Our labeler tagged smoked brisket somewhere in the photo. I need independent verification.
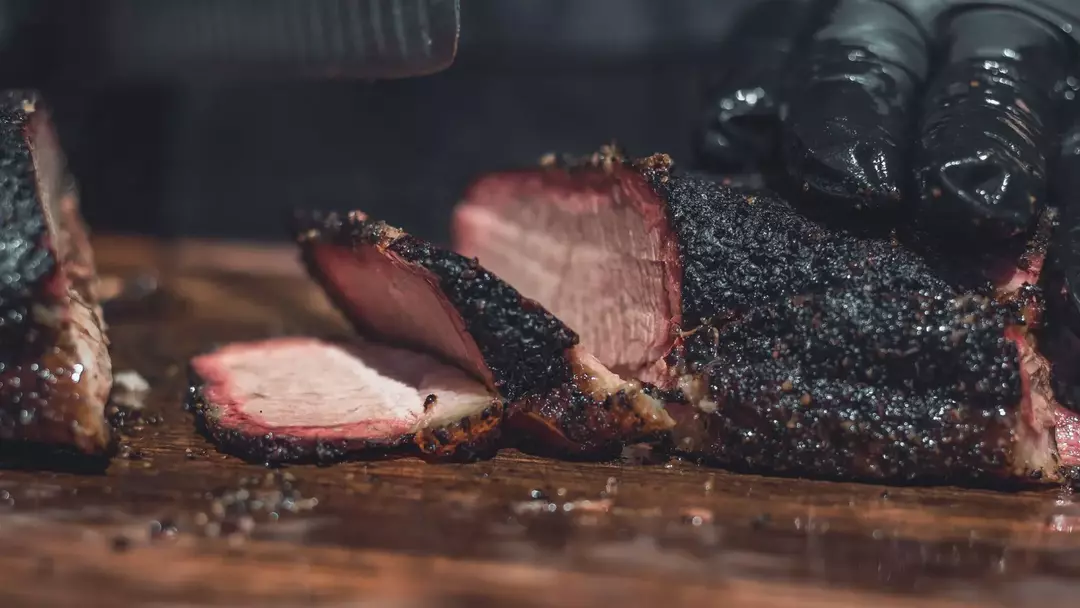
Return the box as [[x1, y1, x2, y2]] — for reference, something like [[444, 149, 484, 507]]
[[186, 210, 673, 465], [454, 150, 1073, 485], [296, 211, 673, 458], [0, 91, 112, 455]]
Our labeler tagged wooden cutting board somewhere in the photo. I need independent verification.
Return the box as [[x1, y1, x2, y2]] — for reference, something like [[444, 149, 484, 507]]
[[0, 236, 1076, 607]]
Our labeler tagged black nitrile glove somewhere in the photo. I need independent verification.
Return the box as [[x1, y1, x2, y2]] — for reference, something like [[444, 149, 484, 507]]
[[696, 0, 1080, 405], [697, 0, 1079, 239]]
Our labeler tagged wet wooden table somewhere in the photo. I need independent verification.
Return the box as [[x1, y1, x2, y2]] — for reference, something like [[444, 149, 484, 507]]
[[2, 236, 1079, 607]]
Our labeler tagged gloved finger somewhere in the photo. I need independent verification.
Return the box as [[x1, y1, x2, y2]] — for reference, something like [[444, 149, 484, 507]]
[[914, 6, 1072, 239], [694, 0, 818, 171], [780, 0, 931, 212]]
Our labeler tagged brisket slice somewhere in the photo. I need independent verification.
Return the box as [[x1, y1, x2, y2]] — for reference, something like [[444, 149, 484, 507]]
[[294, 211, 673, 458], [0, 91, 112, 455], [453, 149, 1073, 485], [188, 337, 503, 464], [453, 153, 682, 385]]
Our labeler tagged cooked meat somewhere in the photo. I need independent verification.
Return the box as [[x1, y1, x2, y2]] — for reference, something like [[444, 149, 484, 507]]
[[0, 91, 112, 455], [453, 149, 1074, 485], [454, 159, 681, 384], [188, 337, 502, 464], [295, 210, 673, 458]]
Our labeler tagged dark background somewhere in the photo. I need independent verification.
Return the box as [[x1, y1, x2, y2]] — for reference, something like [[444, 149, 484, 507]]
[[42, 1, 752, 244]]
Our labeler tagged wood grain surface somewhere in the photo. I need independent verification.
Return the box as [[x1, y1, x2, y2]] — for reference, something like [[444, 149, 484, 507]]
[[1, 236, 1077, 607]]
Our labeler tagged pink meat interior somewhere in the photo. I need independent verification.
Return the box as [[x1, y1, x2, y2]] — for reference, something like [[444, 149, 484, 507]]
[[191, 337, 493, 441], [453, 168, 681, 383], [312, 243, 494, 387]]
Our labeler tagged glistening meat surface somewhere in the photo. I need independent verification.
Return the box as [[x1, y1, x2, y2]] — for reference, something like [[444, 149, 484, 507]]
[[454, 150, 1075, 485], [0, 90, 112, 455]]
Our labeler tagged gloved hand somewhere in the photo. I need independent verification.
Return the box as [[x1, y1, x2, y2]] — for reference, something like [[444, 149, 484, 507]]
[[696, 0, 1079, 240], [696, 0, 1080, 402]]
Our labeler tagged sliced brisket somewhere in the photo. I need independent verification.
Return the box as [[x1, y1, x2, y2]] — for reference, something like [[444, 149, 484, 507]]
[[294, 211, 673, 458], [0, 91, 112, 455], [454, 150, 1073, 485], [188, 337, 503, 464], [453, 154, 682, 385]]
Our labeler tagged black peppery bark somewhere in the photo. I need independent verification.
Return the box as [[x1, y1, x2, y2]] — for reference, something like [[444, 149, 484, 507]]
[[0, 90, 60, 353], [659, 170, 957, 327], [492, 150, 1051, 484], [294, 211, 579, 403], [0, 90, 114, 455], [291, 211, 672, 459], [674, 290, 1025, 483], [388, 235, 580, 404], [648, 167, 1041, 483]]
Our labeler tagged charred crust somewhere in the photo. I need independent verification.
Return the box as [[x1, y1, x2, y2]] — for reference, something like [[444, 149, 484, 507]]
[[185, 362, 501, 466], [503, 379, 669, 460], [413, 400, 503, 461], [505, 385, 635, 459], [690, 372, 1018, 484], [635, 167, 1037, 482], [658, 171, 957, 324], [703, 291, 1022, 406], [0, 90, 60, 352], [294, 210, 579, 403], [0, 89, 112, 455], [387, 234, 579, 402], [532, 144, 673, 185], [681, 326, 720, 375], [296, 209, 672, 456]]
